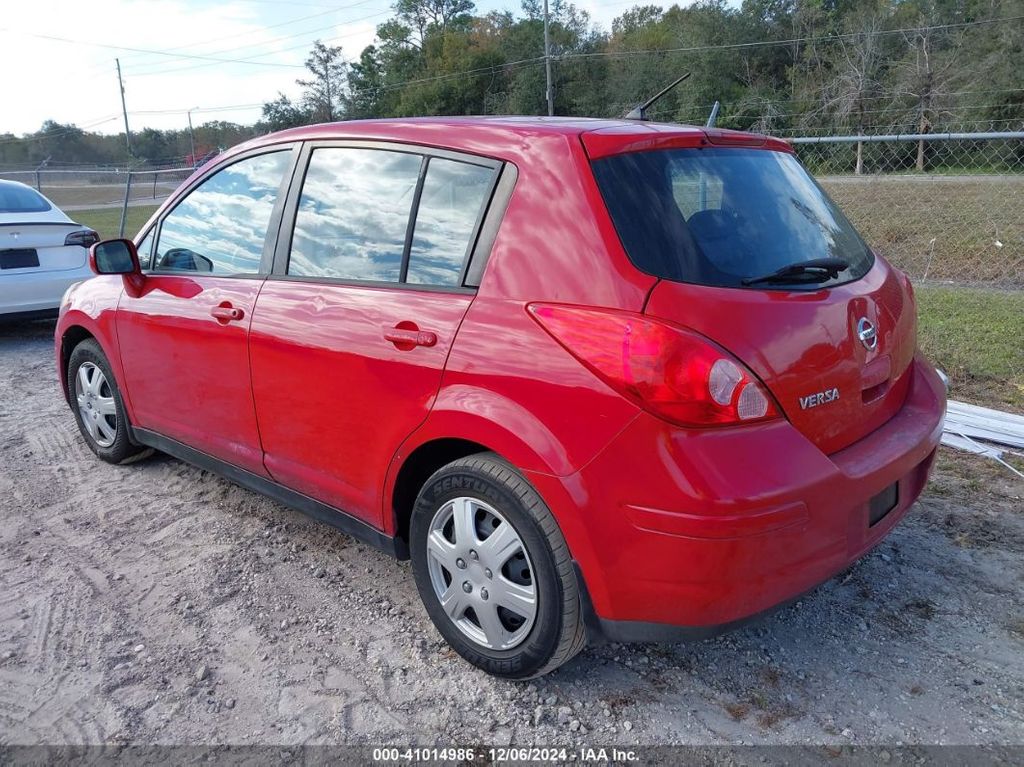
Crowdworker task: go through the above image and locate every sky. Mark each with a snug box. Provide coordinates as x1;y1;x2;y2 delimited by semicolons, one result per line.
0;0;666;136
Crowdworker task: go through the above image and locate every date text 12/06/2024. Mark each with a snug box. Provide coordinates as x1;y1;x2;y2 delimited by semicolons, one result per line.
371;746;639;762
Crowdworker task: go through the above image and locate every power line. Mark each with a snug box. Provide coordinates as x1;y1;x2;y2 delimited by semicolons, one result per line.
0;116;122;145
157;0;381;56
6;12;1021;140
0;28;307;68
561;16;1024;61
129;103;268;116
124;0;387;75
350;58;546;99
128;9;390;78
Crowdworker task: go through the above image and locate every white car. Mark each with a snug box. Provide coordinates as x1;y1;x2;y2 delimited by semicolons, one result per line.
0;180;99;320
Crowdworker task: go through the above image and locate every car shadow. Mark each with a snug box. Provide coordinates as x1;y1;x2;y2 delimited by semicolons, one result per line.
0;317;56;343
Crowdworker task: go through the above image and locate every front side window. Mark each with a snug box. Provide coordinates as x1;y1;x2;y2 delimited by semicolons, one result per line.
153;151;292;276
289;148;422;281
406;158;494;286
592;148;874;289
135;229;154;269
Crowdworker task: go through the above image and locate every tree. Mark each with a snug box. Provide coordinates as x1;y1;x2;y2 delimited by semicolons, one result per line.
133;127;172;165
346;47;389;119
296;40;348;122
260;92;310;132
4;0;1019;168
395;0;476;46
817;6;892;173
890;10;963;170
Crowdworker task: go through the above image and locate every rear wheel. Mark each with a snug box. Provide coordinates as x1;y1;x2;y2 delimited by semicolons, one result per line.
410;453;586;678
67;339;151;465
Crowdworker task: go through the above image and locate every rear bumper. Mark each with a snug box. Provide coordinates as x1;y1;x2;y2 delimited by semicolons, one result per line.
0;266;90;316
529;353;946;639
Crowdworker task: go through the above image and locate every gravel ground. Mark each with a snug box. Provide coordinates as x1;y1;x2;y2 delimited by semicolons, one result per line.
1;319;1023;747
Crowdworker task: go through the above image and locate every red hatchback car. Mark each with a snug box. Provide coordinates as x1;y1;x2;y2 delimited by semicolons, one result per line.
56;117;946;678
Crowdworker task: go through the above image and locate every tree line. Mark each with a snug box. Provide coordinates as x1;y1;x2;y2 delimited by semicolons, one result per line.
2;0;1021;169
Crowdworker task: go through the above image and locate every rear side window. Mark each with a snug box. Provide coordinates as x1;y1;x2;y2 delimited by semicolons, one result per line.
153;150;292;276
591;148;874;289
0;184;52;213
287;148;498;287
406;158;494;286
289;148;422;281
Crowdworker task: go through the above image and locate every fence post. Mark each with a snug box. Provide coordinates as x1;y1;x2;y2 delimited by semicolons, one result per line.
34;170;41;191
153;172;158;199
119;172;133;238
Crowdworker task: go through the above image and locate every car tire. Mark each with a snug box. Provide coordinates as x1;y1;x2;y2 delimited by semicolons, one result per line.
410;452;586;678
67;339;152;465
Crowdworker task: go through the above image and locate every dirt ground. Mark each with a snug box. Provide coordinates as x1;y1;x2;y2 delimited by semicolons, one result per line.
1;319;1023;747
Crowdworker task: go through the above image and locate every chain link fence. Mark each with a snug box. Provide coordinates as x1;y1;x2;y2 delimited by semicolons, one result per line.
1;133;1021;286
0;167;195;235
791;132;1023;289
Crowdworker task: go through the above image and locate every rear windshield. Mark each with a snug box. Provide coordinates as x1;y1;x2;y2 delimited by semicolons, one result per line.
591;147;873;289
0;183;52;213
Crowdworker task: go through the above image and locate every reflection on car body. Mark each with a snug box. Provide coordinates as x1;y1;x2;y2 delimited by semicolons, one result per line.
55;117;946;679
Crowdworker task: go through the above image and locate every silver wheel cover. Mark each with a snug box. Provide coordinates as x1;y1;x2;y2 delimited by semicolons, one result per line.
75;362;117;448
426;496;538;651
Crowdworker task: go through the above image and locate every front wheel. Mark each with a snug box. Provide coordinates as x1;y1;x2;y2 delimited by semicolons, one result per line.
67;339;152;465
410;453;586;678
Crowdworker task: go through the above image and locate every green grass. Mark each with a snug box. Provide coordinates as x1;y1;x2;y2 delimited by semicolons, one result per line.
916;285;1024;411
71;206;159;240
820;176;1023;288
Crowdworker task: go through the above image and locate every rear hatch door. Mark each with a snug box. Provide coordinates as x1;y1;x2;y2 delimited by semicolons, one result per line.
645;266;915;454
587;133;916;454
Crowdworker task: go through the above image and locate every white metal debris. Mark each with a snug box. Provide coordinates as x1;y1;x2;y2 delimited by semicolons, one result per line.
942;400;1024;478
945;400;1024;449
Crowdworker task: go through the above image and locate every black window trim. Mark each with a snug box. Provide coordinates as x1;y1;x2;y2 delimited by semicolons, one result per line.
270;139;512;293
143;144;301;279
399;156;430;283
464;161;516;288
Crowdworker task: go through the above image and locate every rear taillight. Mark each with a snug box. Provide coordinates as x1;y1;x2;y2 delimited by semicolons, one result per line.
65;229;99;248
528;304;780;428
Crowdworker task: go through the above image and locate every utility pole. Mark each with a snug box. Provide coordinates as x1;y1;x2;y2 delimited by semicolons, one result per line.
187;108;197;167
116;58;132;164
543;0;554;116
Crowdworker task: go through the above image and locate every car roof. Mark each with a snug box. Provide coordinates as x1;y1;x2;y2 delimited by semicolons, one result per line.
262;115;704;140
239;116;790;158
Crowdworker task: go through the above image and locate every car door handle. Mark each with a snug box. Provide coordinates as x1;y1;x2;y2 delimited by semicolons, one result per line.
210;305;245;322
384;327;437;348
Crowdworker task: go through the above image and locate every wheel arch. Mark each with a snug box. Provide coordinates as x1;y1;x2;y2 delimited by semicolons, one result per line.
388;437;494;555
58;324;99;404
385;391;580;552
57;311;135;426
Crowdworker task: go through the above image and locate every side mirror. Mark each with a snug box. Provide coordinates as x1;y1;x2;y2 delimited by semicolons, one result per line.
89;239;141;276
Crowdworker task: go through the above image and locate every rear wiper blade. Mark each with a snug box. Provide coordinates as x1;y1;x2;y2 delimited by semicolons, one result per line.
742;257;850;286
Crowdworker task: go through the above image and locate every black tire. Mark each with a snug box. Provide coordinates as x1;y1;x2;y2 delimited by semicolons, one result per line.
410;452;587;678
67;339;152;465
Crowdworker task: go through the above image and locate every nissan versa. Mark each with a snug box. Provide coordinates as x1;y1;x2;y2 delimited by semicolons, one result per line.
55;117;946;678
